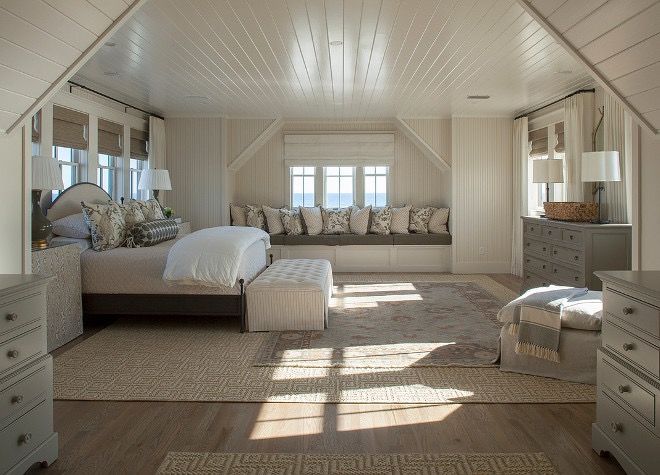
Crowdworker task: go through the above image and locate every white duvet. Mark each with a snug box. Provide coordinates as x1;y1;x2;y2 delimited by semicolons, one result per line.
163;226;270;287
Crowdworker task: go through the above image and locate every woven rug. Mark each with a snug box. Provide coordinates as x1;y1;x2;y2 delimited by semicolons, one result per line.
255;275;515;368
157;452;557;474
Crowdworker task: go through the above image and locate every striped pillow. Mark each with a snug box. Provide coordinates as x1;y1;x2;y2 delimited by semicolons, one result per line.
125;219;179;248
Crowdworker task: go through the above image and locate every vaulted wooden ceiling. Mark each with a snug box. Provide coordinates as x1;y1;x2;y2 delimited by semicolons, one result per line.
72;0;593;120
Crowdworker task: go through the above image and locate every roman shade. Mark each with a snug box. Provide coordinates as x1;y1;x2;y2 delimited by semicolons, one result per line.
130;128;149;160
98;118;123;156
528;128;548;158
32;110;41;143
284;133;395;167
554;122;565;153
53;105;88;150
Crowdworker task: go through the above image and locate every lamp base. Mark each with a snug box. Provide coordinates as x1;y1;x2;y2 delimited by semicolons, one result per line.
31;190;53;250
591;219;611;225
32;239;49;251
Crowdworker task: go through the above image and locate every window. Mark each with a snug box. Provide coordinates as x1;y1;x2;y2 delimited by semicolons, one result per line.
364;166;388;207
324;166;354;208
52;145;85;199
528;122;566;214
130;159;147;199
290;167;315;207
97;154;116;197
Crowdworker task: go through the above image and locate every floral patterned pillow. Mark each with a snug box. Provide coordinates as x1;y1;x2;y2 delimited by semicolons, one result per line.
280;208;304;235
370;206;392;235
81;201;126;251
409;206;433;233
321;207;351;234
128;199;164;221
245;204;267;230
117;200;146;228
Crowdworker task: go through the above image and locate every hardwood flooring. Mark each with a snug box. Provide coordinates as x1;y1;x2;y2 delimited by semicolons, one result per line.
39;274;624;474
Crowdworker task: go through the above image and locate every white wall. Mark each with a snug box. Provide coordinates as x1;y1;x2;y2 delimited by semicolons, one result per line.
452;117;513;273
0;127;27;273
636;125;660;270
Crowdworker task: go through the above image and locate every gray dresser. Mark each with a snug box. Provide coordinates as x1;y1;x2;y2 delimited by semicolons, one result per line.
522;217;631;291
593;271;660;475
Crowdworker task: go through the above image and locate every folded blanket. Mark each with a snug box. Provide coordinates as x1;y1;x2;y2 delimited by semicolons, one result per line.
510;286;588;362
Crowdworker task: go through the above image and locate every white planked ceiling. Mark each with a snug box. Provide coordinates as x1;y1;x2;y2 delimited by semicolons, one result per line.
0;0;141;133
525;0;660;134
72;0;594;120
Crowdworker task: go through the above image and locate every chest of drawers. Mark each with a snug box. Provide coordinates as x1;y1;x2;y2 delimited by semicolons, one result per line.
593;271;660;475
0;275;58;475
522;217;631;291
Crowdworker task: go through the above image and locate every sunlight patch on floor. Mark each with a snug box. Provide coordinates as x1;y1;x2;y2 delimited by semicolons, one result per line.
270;366;329;380
334;283;417;293
336;403;462;431
249;403;325;440
331;293;423;309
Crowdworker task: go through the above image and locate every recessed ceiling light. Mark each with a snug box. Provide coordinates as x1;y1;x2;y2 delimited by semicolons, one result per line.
329;40;343;46
184;95;210;103
103;71;120;77
104;41;117;47
467;95;490;100
554;70;573;75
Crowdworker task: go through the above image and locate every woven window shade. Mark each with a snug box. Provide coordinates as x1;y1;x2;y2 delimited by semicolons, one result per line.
53;105;88;150
528;128;548;158
98;118;123;156
32;110;41;143
130;128;149;160
554;122;565;153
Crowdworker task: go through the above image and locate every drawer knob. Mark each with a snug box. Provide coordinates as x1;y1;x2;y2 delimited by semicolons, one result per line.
617;385;630;394
19;432;32;445
6;312;18;321
610;422;622;433
530;227;535;231
574;276;579;281
569;235;574;240
542;264;546;269
7;349;19;359
526;243;530;247
11;394;24;404
548;230;552;235
553;269;557;274
622;307;634;315
553;250;557;255
542;247;547;252
574;255;579;261
622;343;635;351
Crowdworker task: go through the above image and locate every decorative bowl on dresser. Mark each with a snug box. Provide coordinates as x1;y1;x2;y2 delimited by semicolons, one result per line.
593;271;660;475
0;275;58;474
522;216;631;291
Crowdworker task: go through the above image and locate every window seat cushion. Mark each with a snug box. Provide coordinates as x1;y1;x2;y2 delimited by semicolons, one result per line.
269;233;452;246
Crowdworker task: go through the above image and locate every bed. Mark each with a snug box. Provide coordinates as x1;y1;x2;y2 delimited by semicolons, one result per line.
45;183;267;331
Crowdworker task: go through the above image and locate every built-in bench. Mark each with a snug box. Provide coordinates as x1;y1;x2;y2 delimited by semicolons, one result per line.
269;233;452;246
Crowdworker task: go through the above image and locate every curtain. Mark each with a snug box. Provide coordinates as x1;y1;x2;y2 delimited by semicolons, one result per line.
511;117;528;276
603;94;629;223
563;93;593;201
148;116;167;202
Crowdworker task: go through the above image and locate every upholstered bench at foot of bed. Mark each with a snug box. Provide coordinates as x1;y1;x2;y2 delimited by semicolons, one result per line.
246;259;333;332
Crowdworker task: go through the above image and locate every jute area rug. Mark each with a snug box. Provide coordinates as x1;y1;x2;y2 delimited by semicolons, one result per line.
156;452;557;474
54;274;595;403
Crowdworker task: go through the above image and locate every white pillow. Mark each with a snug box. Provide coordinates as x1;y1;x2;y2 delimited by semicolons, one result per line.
301;206;323;235
230;204;247;226
429;207;450;233
51;213;90;239
349;206;371;235
263;205;285;235
390;205;411;234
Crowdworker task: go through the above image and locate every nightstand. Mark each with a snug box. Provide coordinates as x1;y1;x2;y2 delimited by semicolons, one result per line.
31;243;83;352
177;221;191;235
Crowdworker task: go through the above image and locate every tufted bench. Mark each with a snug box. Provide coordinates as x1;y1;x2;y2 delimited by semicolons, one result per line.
246;259;333;331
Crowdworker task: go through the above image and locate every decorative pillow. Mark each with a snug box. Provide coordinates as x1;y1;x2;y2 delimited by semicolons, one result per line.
263;205;285;235
370;206;392;235
128;199;164;221
428;207;450;233
51;213;90;239
117;200;146;228
321;207;351;235
280;208;304;235
390;205;412;234
349;206;371;235
409;206;433;233
245;204;267;230
300;206;323;235
125;219;179;248
230;204;247;226
81;201;126;251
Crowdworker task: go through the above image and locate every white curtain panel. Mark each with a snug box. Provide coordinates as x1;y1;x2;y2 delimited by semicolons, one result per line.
511;117;528;277
603;94;629;223
149;116;167;202
563;93;592;202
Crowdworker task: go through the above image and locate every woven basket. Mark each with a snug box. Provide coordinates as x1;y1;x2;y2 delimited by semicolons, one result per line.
543;202;598;222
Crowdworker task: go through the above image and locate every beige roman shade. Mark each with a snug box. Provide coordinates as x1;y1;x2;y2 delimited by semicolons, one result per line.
284;133;395;167
130;128;149;160
98;118;123;156
53;105;88;150
554;122;565;153
32;110;41;143
528;128;548;158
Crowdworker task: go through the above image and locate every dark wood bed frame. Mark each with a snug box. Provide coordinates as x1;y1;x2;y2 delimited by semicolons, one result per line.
47;182;248;332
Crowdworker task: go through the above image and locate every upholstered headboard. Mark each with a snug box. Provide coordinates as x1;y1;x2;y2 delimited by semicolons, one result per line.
46;182;111;221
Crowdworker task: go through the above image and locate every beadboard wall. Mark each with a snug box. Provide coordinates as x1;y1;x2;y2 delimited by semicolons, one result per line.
452;117;513;273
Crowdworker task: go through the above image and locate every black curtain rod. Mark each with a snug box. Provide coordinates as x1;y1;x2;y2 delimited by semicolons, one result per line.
67;80;165;120
514;88;596;121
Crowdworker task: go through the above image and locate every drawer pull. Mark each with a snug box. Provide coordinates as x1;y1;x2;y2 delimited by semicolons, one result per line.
526;259;530;263
553;250;557;255
526;243;530;247
617;385;630;394
18;432;32;445
553;269;557;273
622;343;635;352
6;312;18;321
542;247;547;252
574;255;579;261
11;394;24;404
622;307;634;315
542;264;546;269
569;235;574;240
7;349;19;359
548;230;553;235
574;276;579;281
610;422;622;433
530;227;535;231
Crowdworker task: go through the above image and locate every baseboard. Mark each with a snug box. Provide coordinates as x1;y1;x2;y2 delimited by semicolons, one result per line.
452;261;511;274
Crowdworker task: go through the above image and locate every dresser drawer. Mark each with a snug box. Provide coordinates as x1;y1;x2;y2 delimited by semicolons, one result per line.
596;391;660;475
0;399;51;471
0;292;45;338
0;361;49;426
522;272;551;291
542;225;561;240
524;238;550;257
552;244;584;266
603;322;659;379
599;352;656;428
524;255;551;274
562;228;583;244
0;327;45;376
604;288;660;338
524;222;542;236
551;263;585;286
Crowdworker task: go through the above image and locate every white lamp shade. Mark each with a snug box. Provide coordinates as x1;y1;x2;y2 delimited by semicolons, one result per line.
532;159;564;183
32;156;64;190
138;168;172;191
581;151;621;182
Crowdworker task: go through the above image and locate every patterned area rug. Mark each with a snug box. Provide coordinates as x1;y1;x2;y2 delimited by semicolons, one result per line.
254;279;513;368
157;452;557;474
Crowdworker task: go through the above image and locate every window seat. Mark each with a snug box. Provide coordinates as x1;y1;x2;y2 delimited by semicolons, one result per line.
269;233;452;246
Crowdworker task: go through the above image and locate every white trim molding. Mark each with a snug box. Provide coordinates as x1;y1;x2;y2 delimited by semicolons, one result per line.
228;118;284;171
395;118;450;171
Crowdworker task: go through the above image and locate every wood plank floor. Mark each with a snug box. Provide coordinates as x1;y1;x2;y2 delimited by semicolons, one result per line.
39;274;624;474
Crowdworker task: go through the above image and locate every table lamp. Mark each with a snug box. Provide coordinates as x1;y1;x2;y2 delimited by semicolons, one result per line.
137;168;171;203
532;158;564;203
32;156;64;250
581;151;621;224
